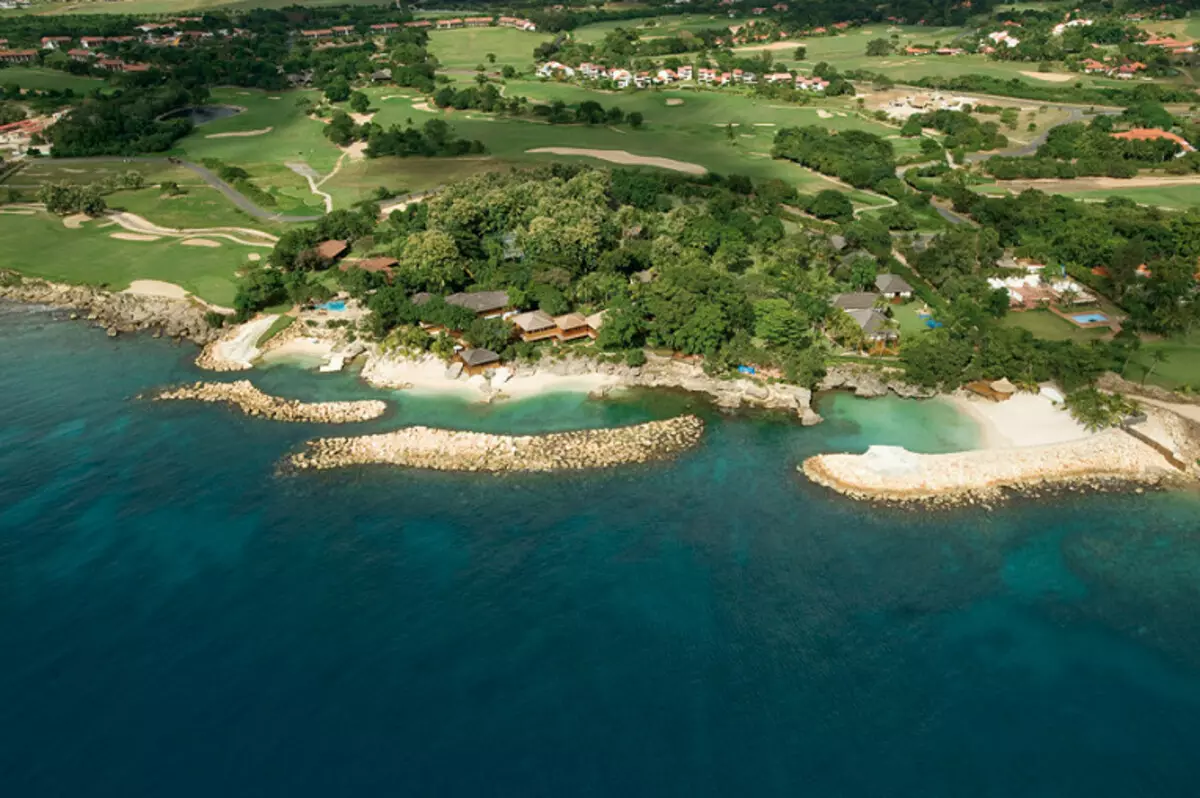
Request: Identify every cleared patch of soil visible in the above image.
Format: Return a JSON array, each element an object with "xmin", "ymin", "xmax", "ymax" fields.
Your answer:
[{"xmin": 525, "ymin": 147, "xmax": 706, "ymax": 174}]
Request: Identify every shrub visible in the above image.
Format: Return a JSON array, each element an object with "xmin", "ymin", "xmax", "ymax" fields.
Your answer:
[{"xmin": 624, "ymin": 348, "xmax": 647, "ymax": 367}]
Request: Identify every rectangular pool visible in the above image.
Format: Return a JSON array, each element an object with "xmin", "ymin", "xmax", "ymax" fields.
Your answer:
[
  {"xmin": 1071, "ymin": 313, "xmax": 1108, "ymax": 324},
  {"xmin": 318, "ymin": 301, "xmax": 347, "ymax": 312}
]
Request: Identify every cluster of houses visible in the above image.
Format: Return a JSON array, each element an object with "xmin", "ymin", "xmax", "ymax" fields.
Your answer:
[
  {"xmin": 539, "ymin": 60, "xmax": 829, "ymax": 91},
  {"xmin": 882, "ymin": 91, "xmax": 975, "ymax": 121},
  {"xmin": 1080, "ymin": 57, "xmax": 1148, "ymax": 78},
  {"xmin": 326, "ymin": 248, "xmax": 605, "ymax": 374},
  {"xmin": 1141, "ymin": 35, "xmax": 1195, "ymax": 55},
  {"xmin": 829, "ymin": 273, "xmax": 915, "ymax": 349}
]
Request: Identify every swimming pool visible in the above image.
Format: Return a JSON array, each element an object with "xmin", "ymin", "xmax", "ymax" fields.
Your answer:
[
  {"xmin": 318, "ymin": 301, "xmax": 347, "ymax": 312},
  {"xmin": 1071, "ymin": 312, "xmax": 1108, "ymax": 325}
]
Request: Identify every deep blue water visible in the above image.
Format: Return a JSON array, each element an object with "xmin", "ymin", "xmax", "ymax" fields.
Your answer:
[{"xmin": 4, "ymin": 302, "xmax": 1200, "ymax": 797}]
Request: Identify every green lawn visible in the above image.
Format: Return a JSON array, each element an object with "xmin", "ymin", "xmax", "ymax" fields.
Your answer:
[
  {"xmin": 999, "ymin": 309, "xmax": 1113, "ymax": 342},
  {"xmin": 0, "ymin": 67, "xmax": 109, "ymax": 93},
  {"xmin": 371, "ymin": 80, "xmax": 914, "ymax": 200},
  {"xmin": 426, "ymin": 27, "xmax": 547, "ymax": 72},
  {"xmin": 11, "ymin": 0, "xmax": 388, "ymax": 14},
  {"xmin": 1123, "ymin": 332, "xmax": 1200, "ymax": 392},
  {"xmin": 0, "ymin": 210, "xmax": 253, "ymax": 304},
  {"xmin": 735, "ymin": 25, "xmax": 1184, "ymax": 91},
  {"xmin": 3, "ymin": 160, "xmax": 198, "ymax": 194},
  {"xmin": 573, "ymin": 14, "xmax": 754, "ymax": 43},
  {"xmin": 107, "ymin": 186, "xmax": 290, "ymax": 234},
  {"xmin": 1065, "ymin": 184, "xmax": 1200, "ymax": 211},
  {"xmin": 892, "ymin": 302, "xmax": 931, "ymax": 338}
]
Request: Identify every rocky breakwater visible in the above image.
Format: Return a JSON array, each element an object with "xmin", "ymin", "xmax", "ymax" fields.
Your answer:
[
  {"xmin": 154, "ymin": 380, "xmax": 387, "ymax": 423},
  {"xmin": 0, "ymin": 271, "xmax": 220, "ymax": 344},
  {"xmin": 287, "ymin": 415, "xmax": 705, "ymax": 473},
  {"xmin": 802, "ymin": 428, "xmax": 1185, "ymax": 506}
]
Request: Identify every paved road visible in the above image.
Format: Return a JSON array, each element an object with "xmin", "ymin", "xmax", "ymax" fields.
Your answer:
[
  {"xmin": 42, "ymin": 156, "xmax": 325, "ymax": 222},
  {"xmin": 964, "ymin": 105, "xmax": 1122, "ymax": 164},
  {"xmin": 27, "ymin": 156, "xmax": 444, "ymax": 224}
]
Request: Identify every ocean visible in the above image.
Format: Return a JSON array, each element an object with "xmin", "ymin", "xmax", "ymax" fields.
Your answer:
[{"xmin": 3, "ymin": 302, "xmax": 1200, "ymax": 797}]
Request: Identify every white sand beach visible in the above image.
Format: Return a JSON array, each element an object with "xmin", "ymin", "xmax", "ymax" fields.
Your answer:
[
  {"xmin": 361, "ymin": 353, "xmax": 620, "ymax": 402},
  {"xmin": 945, "ymin": 390, "xmax": 1093, "ymax": 449}
]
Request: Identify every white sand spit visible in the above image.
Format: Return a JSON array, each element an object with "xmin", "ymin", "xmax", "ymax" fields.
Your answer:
[
  {"xmin": 526, "ymin": 147, "xmax": 706, "ymax": 174},
  {"xmin": 110, "ymin": 232, "xmax": 160, "ymax": 242},
  {"xmin": 123, "ymin": 280, "xmax": 190, "ymax": 300},
  {"xmin": 62, "ymin": 213, "xmax": 89, "ymax": 229},
  {"xmin": 1021, "ymin": 71, "xmax": 1075, "ymax": 82},
  {"xmin": 181, "ymin": 238, "xmax": 221, "ymax": 248},
  {"xmin": 205, "ymin": 127, "xmax": 273, "ymax": 138}
]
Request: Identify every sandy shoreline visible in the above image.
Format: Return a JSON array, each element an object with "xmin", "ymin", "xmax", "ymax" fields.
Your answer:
[{"xmin": 943, "ymin": 391, "xmax": 1091, "ymax": 449}]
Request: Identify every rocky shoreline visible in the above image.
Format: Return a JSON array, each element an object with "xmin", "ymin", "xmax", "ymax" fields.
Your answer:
[
  {"xmin": 801, "ymin": 427, "xmax": 1188, "ymax": 507},
  {"xmin": 287, "ymin": 415, "xmax": 705, "ymax": 473},
  {"xmin": 153, "ymin": 380, "xmax": 387, "ymax": 423},
  {"xmin": 0, "ymin": 271, "xmax": 221, "ymax": 345}
]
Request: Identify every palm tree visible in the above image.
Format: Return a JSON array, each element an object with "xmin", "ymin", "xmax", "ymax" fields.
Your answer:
[{"xmin": 1141, "ymin": 349, "xmax": 1169, "ymax": 386}]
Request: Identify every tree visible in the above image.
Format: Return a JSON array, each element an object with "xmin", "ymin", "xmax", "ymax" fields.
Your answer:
[
  {"xmin": 323, "ymin": 76, "xmax": 351, "ymax": 103},
  {"xmin": 349, "ymin": 91, "xmax": 370, "ymax": 114},
  {"xmin": 865, "ymin": 38, "xmax": 892, "ymax": 56},
  {"xmin": 628, "ymin": 111, "xmax": 644, "ymax": 129},
  {"xmin": 807, "ymin": 190, "xmax": 854, "ymax": 222},
  {"xmin": 596, "ymin": 296, "xmax": 646, "ymax": 350},
  {"xmin": 793, "ymin": 46, "xmax": 807, "ymax": 60},
  {"xmin": 1141, "ymin": 349, "xmax": 1169, "ymax": 386},
  {"xmin": 754, "ymin": 299, "xmax": 810, "ymax": 351},
  {"xmin": 464, "ymin": 317, "xmax": 513, "ymax": 352},
  {"xmin": 502, "ymin": 65, "xmax": 517, "ymax": 79},
  {"xmin": 396, "ymin": 230, "xmax": 466, "ymax": 291},
  {"xmin": 486, "ymin": 52, "xmax": 497, "ymax": 64}
]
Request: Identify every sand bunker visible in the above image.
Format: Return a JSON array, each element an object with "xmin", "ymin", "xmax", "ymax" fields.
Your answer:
[
  {"xmin": 341, "ymin": 140, "xmax": 369, "ymax": 161},
  {"xmin": 753, "ymin": 123, "xmax": 776, "ymax": 127},
  {"xmin": 205, "ymin": 127, "xmax": 273, "ymax": 139},
  {"xmin": 62, "ymin": 214, "xmax": 90, "ymax": 229},
  {"xmin": 248, "ymin": 253, "xmax": 262, "ymax": 261},
  {"xmin": 110, "ymin": 232, "xmax": 160, "ymax": 242},
  {"xmin": 1021, "ymin": 71, "xmax": 1075, "ymax": 83},
  {"xmin": 666, "ymin": 98, "xmax": 685, "ymax": 106},
  {"xmin": 525, "ymin": 148, "xmax": 706, "ymax": 175},
  {"xmin": 123, "ymin": 280, "xmax": 190, "ymax": 300},
  {"xmin": 816, "ymin": 109, "xmax": 833, "ymax": 118},
  {"xmin": 412, "ymin": 101, "xmax": 436, "ymax": 113},
  {"xmin": 181, "ymin": 238, "xmax": 221, "ymax": 248},
  {"xmin": 0, "ymin": 209, "xmax": 34, "ymax": 215}
]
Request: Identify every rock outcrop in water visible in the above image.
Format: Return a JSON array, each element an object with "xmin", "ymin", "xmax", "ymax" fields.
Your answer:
[
  {"xmin": 288, "ymin": 415, "xmax": 705, "ymax": 472},
  {"xmin": 818, "ymin": 364, "xmax": 934, "ymax": 399},
  {"xmin": 0, "ymin": 272, "xmax": 220, "ymax": 344},
  {"xmin": 153, "ymin": 380, "xmax": 387, "ymax": 423}
]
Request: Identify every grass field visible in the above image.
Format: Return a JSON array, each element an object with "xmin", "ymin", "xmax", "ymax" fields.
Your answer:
[
  {"xmin": 733, "ymin": 25, "xmax": 1181, "ymax": 91},
  {"xmin": 0, "ymin": 67, "xmax": 108, "ymax": 94},
  {"xmin": 108, "ymin": 186, "xmax": 290, "ymax": 234},
  {"xmin": 976, "ymin": 179, "xmax": 1200, "ymax": 210},
  {"xmin": 572, "ymin": 13, "xmax": 755, "ymax": 43},
  {"xmin": 7, "ymin": 0, "xmax": 388, "ymax": 15},
  {"xmin": 999, "ymin": 309, "xmax": 1113, "ymax": 342},
  {"xmin": 1123, "ymin": 332, "xmax": 1200, "ymax": 391},
  {"xmin": 0, "ymin": 210, "xmax": 250, "ymax": 304},
  {"xmin": 170, "ymin": 88, "xmax": 335, "ymax": 216},
  {"xmin": 426, "ymin": 28, "xmax": 547, "ymax": 73}
]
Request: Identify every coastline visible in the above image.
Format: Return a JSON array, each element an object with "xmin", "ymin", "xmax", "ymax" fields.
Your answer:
[
  {"xmin": 802, "ymin": 400, "xmax": 1200, "ymax": 505},
  {"xmin": 152, "ymin": 380, "xmax": 387, "ymax": 423},
  {"xmin": 0, "ymin": 271, "xmax": 221, "ymax": 345}
]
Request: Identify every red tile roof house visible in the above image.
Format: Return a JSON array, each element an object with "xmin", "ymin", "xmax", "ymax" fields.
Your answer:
[
  {"xmin": 404, "ymin": 20, "xmax": 433, "ymax": 29},
  {"xmin": 315, "ymin": 239, "xmax": 350, "ymax": 261},
  {"xmin": 1111, "ymin": 128, "xmax": 1197, "ymax": 155},
  {"xmin": 0, "ymin": 49, "xmax": 36, "ymax": 64},
  {"xmin": 464, "ymin": 17, "xmax": 494, "ymax": 27},
  {"xmin": 67, "ymin": 48, "xmax": 95, "ymax": 62},
  {"xmin": 371, "ymin": 23, "xmax": 399, "ymax": 32},
  {"xmin": 300, "ymin": 29, "xmax": 335, "ymax": 39},
  {"xmin": 1081, "ymin": 58, "xmax": 1107, "ymax": 73},
  {"xmin": 40, "ymin": 36, "xmax": 72, "ymax": 49},
  {"xmin": 332, "ymin": 25, "xmax": 355, "ymax": 37},
  {"xmin": 436, "ymin": 18, "xmax": 464, "ymax": 29},
  {"xmin": 339, "ymin": 257, "xmax": 397, "ymax": 280}
]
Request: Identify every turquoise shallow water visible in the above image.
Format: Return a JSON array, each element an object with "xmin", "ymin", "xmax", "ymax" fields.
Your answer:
[{"xmin": 3, "ymin": 302, "xmax": 1200, "ymax": 796}]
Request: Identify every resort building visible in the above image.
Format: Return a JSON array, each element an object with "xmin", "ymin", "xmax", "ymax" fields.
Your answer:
[
  {"xmin": 340, "ymin": 257, "xmax": 396, "ymax": 280},
  {"xmin": 831, "ymin": 292, "xmax": 882, "ymax": 311},
  {"xmin": 511, "ymin": 310, "xmax": 559, "ymax": 342},
  {"xmin": 316, "ymin": 239, "xmax": 349, "ymax": 261},
  {"xmin": 456, "ymin": 348, "xmax": 501, "ymax": 376},
  {"xmin": 0, "ymin": 48, "xmax": 36, "ymax": 63},
  {"xmin": 444, "ymin": 290, "xmax": 511, "ymax": 318},
  {"xmin": 464, "ymin": 17, "xmax": 493, "ymax": 28},
  {"xmin": 371, "ymin": 23, "xmax": 400, "ymax": 32},
  {"xmin": 40, "ymin": 36, "xmax": 72, "ymax": 49},
  {"xmin": 875, "ymin": 274, "xmax": 914, "ymax": 301},
  {"xmin": 845, "ymin": 308, "xmax": 899, "ymax": 344},
  {"xmin": 436, "ymin": 19, "xmax": 464, "ymax": 30}
]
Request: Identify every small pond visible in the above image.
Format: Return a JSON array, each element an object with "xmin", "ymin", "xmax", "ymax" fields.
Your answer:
[{"xmin": 160, "ymin": 105, "xmax": 243, "ymax": 125}]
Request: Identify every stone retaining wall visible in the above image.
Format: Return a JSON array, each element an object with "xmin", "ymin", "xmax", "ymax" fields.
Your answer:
[
  {"xmin": 153, "ymin": 380, "xmax": 387, "ymax": 423},
  {"xmin": 287, "ymin": 415, "xmax": 705, "ymax": 473}
]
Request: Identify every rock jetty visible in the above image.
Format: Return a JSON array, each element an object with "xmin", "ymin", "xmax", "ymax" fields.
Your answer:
[
  {"xmin": 0, "ymin": 271, "xmax": 221, "ymax": 344},
  {"xmin": 802, "ymin": 428, "xmax": 1183, "ymax": 506},
  {"xmin": 287, "ymin": 415, "xmax": 705, "ymax": 473},
  {"xmin": 154, "ymin": 380, "xmax": 387, "ymax": 423}
]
